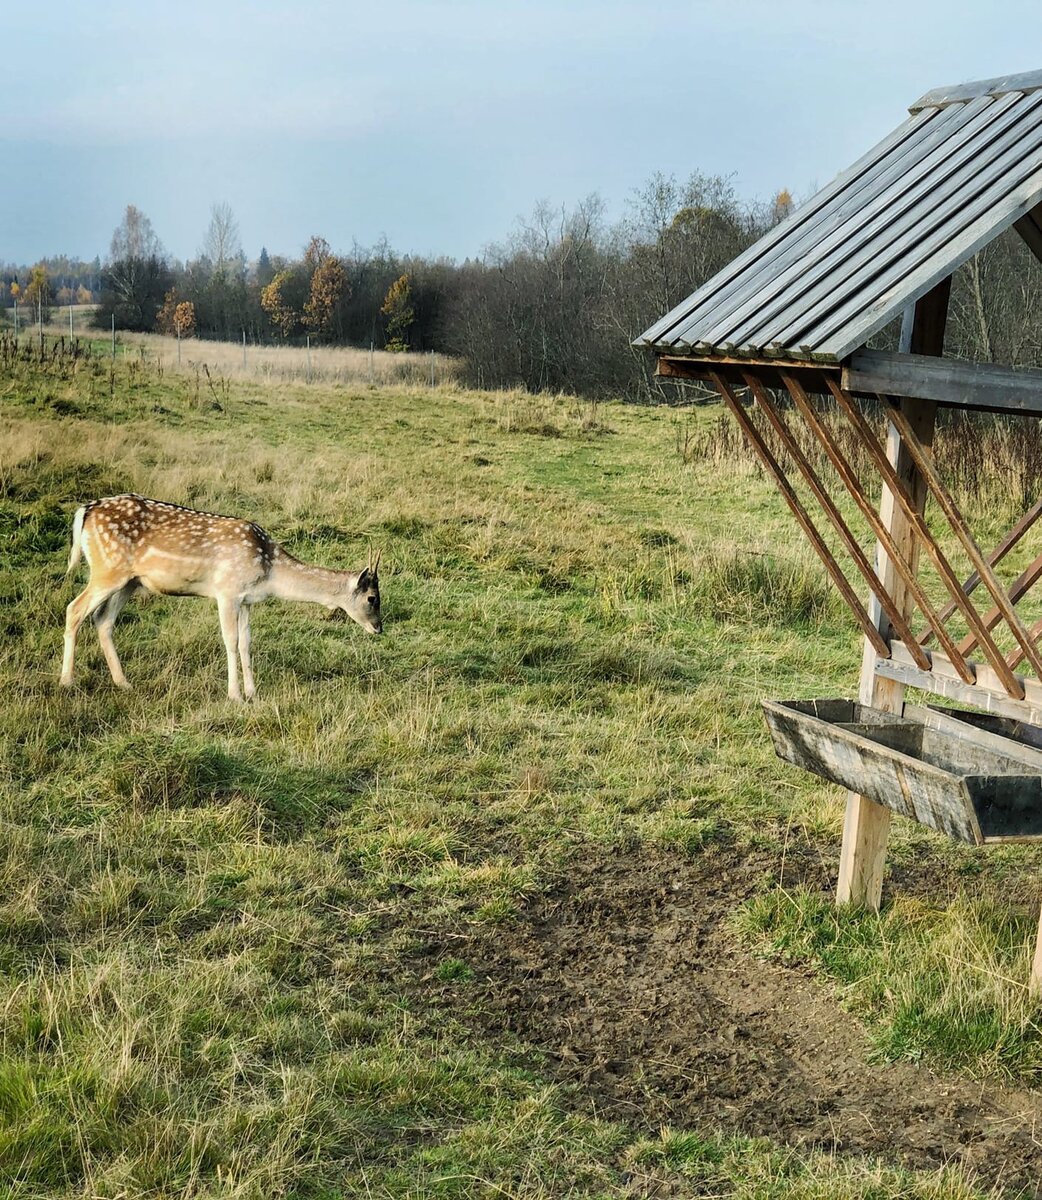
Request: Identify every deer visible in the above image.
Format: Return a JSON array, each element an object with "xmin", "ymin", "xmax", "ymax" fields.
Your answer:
[{"xmin": 60, "ymin": 494, "xmax": 382, "ymax": 701}]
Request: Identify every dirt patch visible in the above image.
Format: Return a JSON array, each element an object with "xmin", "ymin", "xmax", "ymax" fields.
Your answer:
[{"xmin": 420, "ymin": 842, "xmax": 1042, "ymax": 1197}]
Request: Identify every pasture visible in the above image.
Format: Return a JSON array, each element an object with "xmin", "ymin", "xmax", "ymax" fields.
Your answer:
[{"xmin": 3, "ymin": 342, "xmax": 1042, "ymax": 1197}]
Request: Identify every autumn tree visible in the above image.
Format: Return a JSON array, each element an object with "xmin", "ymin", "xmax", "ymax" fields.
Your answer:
[
  {"xmin": 305, "ymin": 254, "xmax": 349, "ymax": 337},
  {"xmin": 381, "ymin": 273, "xmax": 414, "ymax": 351},
  {"xmin": 24, "ymin": 265, "xmax": 52, "ymax": 324},
  {"xmin": 157, "ymin": 289, "xmax": 196, "ymax": 337},
  {"xmin": 260, "ymin": 270, "xmax": 304, "ymax": 339},
  {"xmin": 304, "ymin": 236, "xmax": 332, "ymax": 273},
  {"xmin": 772, "ymin": 188, "xmax": 794, "ymax": 225}
]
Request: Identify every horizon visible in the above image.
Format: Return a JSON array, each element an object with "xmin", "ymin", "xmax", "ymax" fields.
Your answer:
[{"xmin": 4, "ymin": 2, "xmax": 1041, "ymax": 267}]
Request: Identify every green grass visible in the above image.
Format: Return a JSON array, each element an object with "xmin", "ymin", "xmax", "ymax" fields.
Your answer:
[
  {"xmin": 736, "ymin": 887, "xmax": 1042, "ymax": 1081},
  {"xmin": 0, "ymin": 345, "xmax": 1035, "ymax": 1196}
]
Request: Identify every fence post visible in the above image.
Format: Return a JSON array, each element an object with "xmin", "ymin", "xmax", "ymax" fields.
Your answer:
[
  {"xmin": 306, "ymin": 334, "xmax": 311, "ymax": 383},
  {"xmin": 242, "ymin": 330, "xmax": 246, "ymax": 369},
  {"xmin": 111, "ymin": 314, "xmax": 116, "ymax": 360},
  {"xmin": 369, "ymin": 341, "xmax": 374, "ymax": 385}
]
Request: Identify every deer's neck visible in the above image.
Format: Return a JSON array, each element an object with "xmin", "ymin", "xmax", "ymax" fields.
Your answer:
[{"xmin": 267, "ymin": 552, "xmax": 355, "ymax": 606}]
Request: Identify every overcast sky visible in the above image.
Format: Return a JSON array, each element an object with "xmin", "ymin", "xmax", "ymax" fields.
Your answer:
[{"xmin": 4, "ymin": 0, "xmax": 1040, "ymax": 266}]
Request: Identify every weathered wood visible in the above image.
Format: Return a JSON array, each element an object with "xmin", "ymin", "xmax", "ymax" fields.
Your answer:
[
  {"xmin": 843, "ymin": 349, "xmax": 1042, "ymax": 414},
  {"xmin": 906, "ymin": 704, "xmax": 1042, "ymax": 765},
  {"xmin": 694, "ymin": 101, "xmax": 981, "ymax": 349},
  {"xmin": 813, "ymin": 142, "xmax": 1042, "ymax": 359},
  {"xmin": 765, "ymin": 699, "xmax": 1042, "ymax": 844},
  {"xmin": 927, "ymin": 496, "xmax": 1042, "ymax": 641},
  {"xmin": 636, "ymin": 106, "xmax": 936, "ymax": 348},
  {"xmin": 839, "ymin": 387, "xmax": 940, "ymax": 905},
  {"xmin": 958, "ymin": 552, "xmax": 1042, "ymax": 657},
  {"xmin": 903, "ymin": 276, "xmax": 952, "ymax": 356},
  {"xmin": 655, "ymin": 354, "xmax": 834, "ymax": 382},
  {"xmin": 1007, "ymin": 614, "xmax": 1042, "ymax": 672},
  {"xmin": 828, "ymin": 380, "xmax": 1026, "ymax": 698},
  {"xmin": 1013, "ymin": 200, "xmax": 1042, "ymax": 264},
  {"xmin": 743, "ymin": 375, "xmax": 930, "ymax": 669},
  {"xmin": 780, "ymin": 373, "xmax": 974, "ymax": 682},
  {"xmin": 876, "ymin": 640, "xmax": 1042, "ymax": 723},
  {"xmin": 884, "ymin": 398, "xmax": 1042, "ymax": 681},
  {"xmin": 730, "ymin": 98, "xmax": 1016, "ymax": 353},
  {"xmin": 910, "ymin": 70, "xmax": 1042, "ymax": 113},
  {"xmin": 711, "ymin": 372, "xmax": 892, "ymax": 659},
  {"xmin": 774, "ymin": 92, "xmax": 1042, "ymax": 353}
]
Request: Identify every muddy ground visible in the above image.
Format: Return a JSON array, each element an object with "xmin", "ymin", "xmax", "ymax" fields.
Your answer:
[{"xmin": 418, "ymin": 840, "xmax": 1042, "ymax": 1197}]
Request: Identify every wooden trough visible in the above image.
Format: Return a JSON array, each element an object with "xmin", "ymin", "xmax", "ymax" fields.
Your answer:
[
  {"xmin": 638, "ymin": 67, "xmax": 1042, "ymax": 990},
  {"xmin": 763, "ymin": 700, "xmax": 1042, "ymax": 845}
]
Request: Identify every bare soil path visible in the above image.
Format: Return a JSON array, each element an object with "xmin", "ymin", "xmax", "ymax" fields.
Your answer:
[{"xmin": 420, "ymin": 844, "xmax": 1042, "ymax": 1196}]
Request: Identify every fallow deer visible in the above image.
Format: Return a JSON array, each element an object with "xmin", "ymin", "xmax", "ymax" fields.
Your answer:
[{"xmin": 61, "ymin": 494, "xmax": 382, "ymax": 701}]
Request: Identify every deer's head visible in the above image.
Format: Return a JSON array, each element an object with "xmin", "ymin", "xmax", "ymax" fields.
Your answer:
[{"xmin": 340, "ymin": 550, "xmax": 382, "ymax": 634}]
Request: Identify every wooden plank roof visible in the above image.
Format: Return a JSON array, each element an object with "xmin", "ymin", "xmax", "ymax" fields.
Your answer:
[{"xmin": 638, "ymin": 70, "xmax": 1042, "ymax": 363}]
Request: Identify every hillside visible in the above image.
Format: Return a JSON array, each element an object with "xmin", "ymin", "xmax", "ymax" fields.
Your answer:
[{"xmin": 2, "ymin": 343, "xmax": 1042, "ymax": 1197}]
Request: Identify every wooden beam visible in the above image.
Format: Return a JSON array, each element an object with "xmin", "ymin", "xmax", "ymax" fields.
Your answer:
[
  {"xmin": 1007, "ymin": 614, "xmax": 1042, "ymax": 672},
  {"xmin": 1014, "ymin": 200, "xmax": 1042, "ymax": 266},
  {"xmin": 828, "ymin": 380, "xmax": 1026, "ymax": 698},
  {"xmin": 834, "ymin": 364, "xmax": 942, "ymax": 908},
  {"xmin": 926, "ymin": 495, "xmax": 1042, "ymax": 642},
  {"xmin": 958, "ymin": 552, "xmax": 1042, "ymax": 657},
  {"xmin": 909, "ymin": 69, "xmax": 1042, "ymax": 113},
  {"xmin": 877, "ymin": 640, "xmax": 1042, "ymax": 723},
  {"xmin": 655, "ymin": 355, "xmax": 838, "ymax": 395},
  {"xmin": 843, "ymin": 349, "xmax": 1042, "ymax": 414},
  {"xmin": 900, "ymin": 275, "xmax": 951, "ymax": 356},
  {"xmin": 742, "ymin": 375, "xmax": 930, "ymax": 670},
  {"xmin": 884, "ymin": 399, "xmax": 1042, "ymax": 681},
  {"xmin": 781, "ymin": 373, "xmax": 974, "ymax": 683},
  {"xmin": 710, "ymin": 372, "xmax": 891, "ymax": 660}
]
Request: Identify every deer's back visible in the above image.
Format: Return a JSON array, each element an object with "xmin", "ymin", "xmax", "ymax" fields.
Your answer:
[{"xmin": 81, "ymin": 495, "xmax": 277, "ymax": 595}]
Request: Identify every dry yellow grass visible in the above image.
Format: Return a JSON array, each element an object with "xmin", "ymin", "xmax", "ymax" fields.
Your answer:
[{"xmin": 27, "ymin": 310, "xmax": 463, "ymax": 389}]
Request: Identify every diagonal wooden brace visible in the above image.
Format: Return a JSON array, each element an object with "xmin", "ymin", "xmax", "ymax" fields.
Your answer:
[{"xmin": 710, "ymin": 372, "xmax": 890, "ymax": 660}]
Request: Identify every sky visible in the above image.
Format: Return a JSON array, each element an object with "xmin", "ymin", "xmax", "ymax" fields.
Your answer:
[{"xmin": 4, "ymin": 0, "xmax": 1042, "ymax": 267}]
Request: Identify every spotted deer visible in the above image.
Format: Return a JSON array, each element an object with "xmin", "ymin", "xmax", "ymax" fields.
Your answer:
[{"xmin": 61, "ymin": 494, "xmax": 382, "ymax": 701}]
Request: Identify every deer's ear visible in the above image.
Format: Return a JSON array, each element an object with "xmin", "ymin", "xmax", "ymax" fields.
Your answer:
[{"xmin": 357, "ymin": 568, "xmax": 372, "ymax": 590}]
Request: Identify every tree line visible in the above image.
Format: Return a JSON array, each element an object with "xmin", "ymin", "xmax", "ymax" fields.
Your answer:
[{"xmin": 5, "ymin": 179, "xmax": 1042, "ymax": 399}]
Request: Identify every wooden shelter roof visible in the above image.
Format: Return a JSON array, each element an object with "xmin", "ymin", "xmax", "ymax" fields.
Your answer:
[{"xmin": 637, "ymin": 69, "xmax": 1042, "ymax": 364}]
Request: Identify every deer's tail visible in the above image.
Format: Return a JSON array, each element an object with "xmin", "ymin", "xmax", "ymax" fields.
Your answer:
[{"xmin": 66, "ymin": 505, "xmax": 87, "ymax": 575}]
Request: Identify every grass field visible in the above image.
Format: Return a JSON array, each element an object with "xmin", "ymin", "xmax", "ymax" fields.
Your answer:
[{"xmin": 3, "ymin": 342, "xmax": 1042, "ymax": 1197}]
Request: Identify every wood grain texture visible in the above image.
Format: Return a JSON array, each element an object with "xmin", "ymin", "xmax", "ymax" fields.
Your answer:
[
  {"xmin": 843, "ymin": 349, "xmax": 1042, "ymax": 414},
  {"xmin": 780, "ymin": 372, "xmax": 973, "ymax": 681},
  {"xmin": 765, "ymin": 700, "xmax": 1042, "ymax": 844}
]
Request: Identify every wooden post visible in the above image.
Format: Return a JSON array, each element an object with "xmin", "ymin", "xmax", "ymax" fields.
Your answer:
[
  {"xmin": 1031, "ymin": 904, "xmax": 1042, "ymax": 996},
  {"xmin": 837, "ymin": 277, "xmax": 949, "ymax": 909}
]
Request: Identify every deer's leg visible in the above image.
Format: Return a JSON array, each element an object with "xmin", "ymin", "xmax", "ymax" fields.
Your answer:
[
  {"xmin": 61, "ymin": 581, "xmax": 125, "ymax": 687},
  {"xmin": 93, "ymin": 584, "xmax": 134, "ymax": 690},
  {"xmin": 237, "ymin": 604, "xmax": 256, "ymax": 701},
  {"xmin": 216, "ymin": 595, "xmax": 243, "ymax": 702}
]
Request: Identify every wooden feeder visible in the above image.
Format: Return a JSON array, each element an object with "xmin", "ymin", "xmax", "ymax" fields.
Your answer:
[{"xmin": 637, "ymin": 68, "xmax": 1042, "ymax": 990}]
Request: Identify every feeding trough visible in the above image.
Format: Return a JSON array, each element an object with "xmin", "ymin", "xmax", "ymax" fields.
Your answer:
[
  {"xmin": 763, "ymin": 699, "xmax": 1042, "ymax": 845},
  {"xmin": 638, "ymin": 67, "xmax": 1042, "ymax": 989}
]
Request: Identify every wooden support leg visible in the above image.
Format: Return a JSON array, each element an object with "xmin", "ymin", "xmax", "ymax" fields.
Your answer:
[
  {"xmin": 1031, "ymin": 902, "xmax": 1042, "ymax": 997},
  {"xmin": 837, "ymin": 795, "xmax": 891, "ymax": 908},
  {"xmin": 836, "ymin": 282, "xmax": 948, "ymax": 910},
  {"xmin": 836, "ymin": 398, "xmax": 937, "ymax": 909}
]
